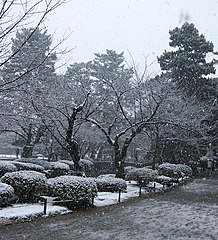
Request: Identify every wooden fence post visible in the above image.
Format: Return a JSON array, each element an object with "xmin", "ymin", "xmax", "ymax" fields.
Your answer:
[
  {"xmin": 43, "ymin": 198, "xmax": 47, "ymax": 215},
  {"xmin": 139, "ymin": 185, "xmax": 142, "ymax": 197},
  {"xmin": 118, "ymin": 189, "xmax": 121, "ymax": 202}
]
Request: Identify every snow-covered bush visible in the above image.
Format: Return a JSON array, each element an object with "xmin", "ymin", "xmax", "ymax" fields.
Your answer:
[
  {"xmin": 94, "ymin": 175, "xmax": 127, "ymax": 192},
  {"xmin": 154, "ymin": 175, "xmax": 173, "ymax": 186},
  {"xmin": 158, "ymin": 163, "xmax": 180, "ymax": 179},
  {"xmin": 176, "ymin": 164, "xmax": 193, "ymax": 177},
  {"xmin": 16, "ymin": 158, "xmax": 52, "ymax": 170},
  {"xmin": 46, "ymin": 176, "xmax": 97, "ymax": 209},
  {"xmin": 0, "ymin": 161, "xmax": 17, "ymax": 177},
  {"xmin": 45, "ymin": 162, "xmax": 70, "ymax": 178},
  {"xmin": 125, "ymin": 167, "xmax": 158, "ymax": 186},
  {"xmin": 158, "ymin": 163, "xmax": 193, "ymax": 180},
  {"xmin": 79, "ymin": 159, "xmax": 96, "ymax": 177},
  {"xmin": 97, "ymin": 174, "xmax": 116, "ymax": 178},
  {"xmin": 0, "ymin": 182, "xmax": 16, "ymax": 207},
  {"xmin": 1, "ymin": 171, "xmax": 47, "ymax": 203},
  {"xmin": 58, "ymin": 160, "xmax": 76, "ymax": 170},
  {"xmin": 9, "ymin": 161, "xmax": 45, "ymax": 173},
  {"xmin": 124, "ymin": 166, "xmax": 136, "ymax": 175}
]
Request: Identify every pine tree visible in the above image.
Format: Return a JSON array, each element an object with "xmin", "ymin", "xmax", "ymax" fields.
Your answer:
[
  {"xmin": 158, "ymin": 22, "xmax": 216, "ymax": 100},
  {"xmin": 0, "ymin": 27, "xmax": 57, "ymax": 157},
  {"xmin": 1, "ymin": 27, "xmax": 57, "ymax": 94}
]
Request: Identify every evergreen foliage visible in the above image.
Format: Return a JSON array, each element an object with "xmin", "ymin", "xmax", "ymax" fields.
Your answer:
[
  {"xmin": 1, "ymin": 170, "xmax": 47, "ymax": 203},
  {"xmin": 158, "ymin": 22, "xmax": 216, "ymax": 100}
]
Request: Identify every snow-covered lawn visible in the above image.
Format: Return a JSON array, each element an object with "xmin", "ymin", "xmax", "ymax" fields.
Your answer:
[{"xmin": 0, "ymin": 181, "xmax": 157, "ymax": 224}]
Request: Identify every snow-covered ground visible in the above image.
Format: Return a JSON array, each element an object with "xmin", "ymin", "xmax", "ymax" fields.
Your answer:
[
  {"xmin": 0, "ymin": 155, "xmax": 17, "ymax": 159},
  {"xmin": 0, "ymin": 181, "xmax": 149, "ymax": 225},
  {"xmin": 1, "ymin": 177, "xmax": 218, "ymax": 240}
]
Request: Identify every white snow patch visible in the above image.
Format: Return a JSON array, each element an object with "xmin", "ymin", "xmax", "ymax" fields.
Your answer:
[
  {"xmin": 0, "ymin": 203, "xmax": 70, "ymax": 224},
  {"xmin": 0, "ymin": 181, "xmax": 144, "ymax": 223}
]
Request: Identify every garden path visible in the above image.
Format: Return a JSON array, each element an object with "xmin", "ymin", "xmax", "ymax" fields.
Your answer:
[{"xmin": 1, "ymin": 173, "xmax": 218, "ymax": 240}]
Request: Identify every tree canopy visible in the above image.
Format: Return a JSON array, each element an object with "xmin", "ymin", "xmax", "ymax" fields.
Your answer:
[{"xmin": 158, "ymin": 22, "xmax": 216, "ymax": 100}]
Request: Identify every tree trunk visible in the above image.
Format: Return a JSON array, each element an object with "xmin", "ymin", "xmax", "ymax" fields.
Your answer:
[
  {"xmin": 21, "ymin": 124, "xmax": 33, "ymax": 158},
  {"xmin": 67, "ymin": 139, "xmax": 82, "ymax": 172},
  {"xmin": 21, "ymin": 145, "xmax": 33, "ymax": 158},
  {"xmin": 113, "ymin": 143, "xmax": 126, "ymax": 179},
  {"xmin": 65, "ymin": 106, "xmax": 84, "ymax": 173},
  {"xmin": 114, "ymin": 154, "xmax": 125, "ymax": 178}
]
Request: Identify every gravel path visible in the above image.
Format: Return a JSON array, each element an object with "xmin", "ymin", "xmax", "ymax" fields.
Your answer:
[{"xmin": 1, "ymin": 176, "xmax": 218, "ymax": 240}]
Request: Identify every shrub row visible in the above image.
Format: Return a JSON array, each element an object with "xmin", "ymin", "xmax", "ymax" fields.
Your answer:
[
  {"xmin": 0, "ymin": 161, "xmax": 192, "ymax": 208},
  {"xmin": 125, "ymin": 162, "xmax": 193, "ymax": 185},
  {"xmin": 0, "ymin": 171, "xmax": 123, "ymax": 208},
  {"xmin": 0, "ymin": 158, "xmax": 96, "ymax": 179}
]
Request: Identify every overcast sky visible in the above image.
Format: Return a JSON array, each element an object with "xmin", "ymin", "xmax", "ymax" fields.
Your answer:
[{"xmin": 46, "ymin": 0, "xmax": 218, "ymax": 76}]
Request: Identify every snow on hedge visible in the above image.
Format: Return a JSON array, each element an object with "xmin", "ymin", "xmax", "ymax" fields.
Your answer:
[
  {"xmin": 176, "ymin": 164, "xmax": 193, "ymax": 177},
  {"xmin": 0, "ymin": 182, "xmax": 15, "ymax": 207},
  {"xmin": 45, "ymin": 162, "xmax": 70, "ymax": 178},
  {"xmin": 124, "ymin": 166, "xmax": 136, "ymax": 175},
  {"xmin": 16, "ymin": 158, "xmax": 52, "ymax": 170},
  {"xmin": 154, "ymin": 175, "xmax": 173, "ymax": 185},
  {"xmin": 9, "ymin": 161, "xmax": 45, "ymax": 173},
  {"xmin": 46, "ymin": 176, "xmax": 97, "ymax": 209},
  {"xmin": 158, "ymin": 163, "xmax": 193, "ymax": 179},
  {"xmin": 93, "ymin": 175, "xmax": 127, "ymax": 192},
  {"xmin": 79, "ymin": 159, "xmax": 96, "ymax": 177},
  {"xmin": 125, "ymin": 167, "xmax": 158, "ymax": 186},
  {"xmin": 50, "ymin": 162, "xmax": 70, "ymax": 170},
  {"xmin": 58, "ymin": 160, "xmax": 76, "ymax": 170},
  {"xmin": 1, "ymin": 171, "xmax": 47, "ymax": 203},
  {"xmin": 0, "ymin": 161, "xmax": 17, "ymax": 177}
]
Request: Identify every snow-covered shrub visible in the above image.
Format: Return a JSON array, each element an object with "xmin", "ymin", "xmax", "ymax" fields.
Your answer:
[
  {"xmin": 158, "ymin": 163, "xmax": 193, "ymax": 180},
  {"xmin": 124, "ymin": 166, "xmax": 136, "ymax": 176},
  {"xmin": 176, "ymin": 164, "xmax": 193, "ymax": 177},
  {"xmin": 0, "ymin": 182, "xmax": 16, "ymax": 207},
  {"xmin": 125, "ymin": 167, "xmax": 158, "ymax": 186},
  {"xmin": 94, "ymin": 175, "xmax": 127, "ymax": 192},
  {"xmin": 154, "ymin": 175, "xmax": 173, "ymax": 186},
  {"xmin": 45, "ymin": 162, "xmax": 70, "ymax": 178},
  {"xmin": 46, "ymin": 176, "xmax": 97, "ymax": 209},
  {"xmin": 58, "ymin": 160, "xmax": 76, "ymax": 170},
  {"xmin": 158, "ymin": 163, "xmax": 181, "ymax": 179},
  {"xmin": 16, "ymin": 158, "xmax": 52, "ymax": 170},
  {"xmin": 97, "ymin": 174, "xmax": 116, "ymax": 178},
  {"xmin": 1, "ymin": 171, "xmax": 47, "ymax": 203},
  {"xmin": 79, "ymin": 159, "xmax": 96, "ymax": 177},
  {"xmin": 0, "ymin": 161, "xmax": 17, "ymax": 177},
  {"xmin": 9, "ymin": 161, "xmax": 45, "ymax": 173}
]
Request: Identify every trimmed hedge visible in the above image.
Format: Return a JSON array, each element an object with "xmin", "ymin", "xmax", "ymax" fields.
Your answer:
[
  {"xmin": 0, "ymin": 161, "xmax": 17, "ymax": 177},
  {"xmin": 125, "ymin": 167, "xmax": 158, "ymax": 186},
  {"xmin": 79, "ymin": 159, "xmax": 96, "ymax": 177},
  {"xmin": 1, "ymin": 171, "xmax": 47, "ymax": 203},
  {"xmin": 0, "ymin": 182, "xmax": 15, "ymax": 207},
  {"xmin": 9, "ymin": 161, "xmax": 45, "ymax": 173},
  {"xmin": 158, "ymin": 163, "xmax": 193, "ymax": 180},
  {"xmin": 45, "ymin": 162, "xmax": 70, "ymax": 178},
  {"xmin": 58, "ymin": 160, "xmax": 76, "ymax": 170},
  {"xmin": 176, "ymin": 164, "xmax": 193, "ymax": 177},
  {"xmin": 154, "ymin": 175, "xmax": 173, "ymax": 185},
  {"xmin": 16, "ymin": 158, "xmax": 52, "ymax": 170},
  {"xmin": 94, "ymin": 175, "xmax": 127, "ymax": 192},
  {"xmin": 46, "ymin": 176, "xmax": 97, "ymax": 209}
]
